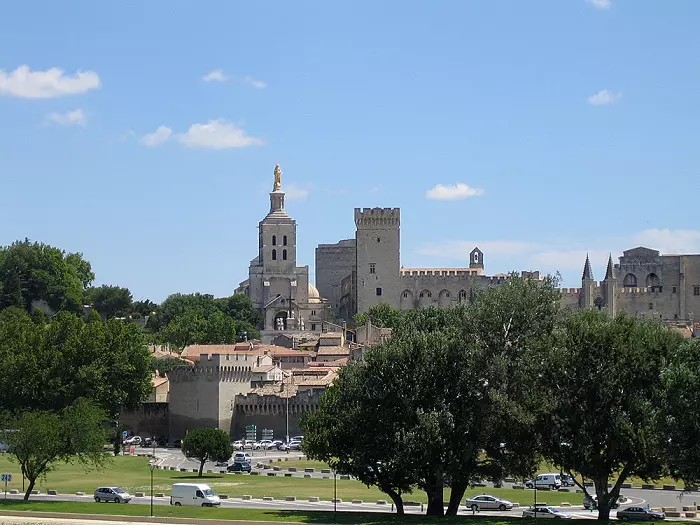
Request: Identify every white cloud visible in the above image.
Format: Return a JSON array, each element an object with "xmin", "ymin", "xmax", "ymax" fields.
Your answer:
[
  {"xmin": 140, "ymin": 126, "xmax": 172, "ymax": 147},
  {"xmin": 284, "ymin": 184, "xmax": 309, "ymax": 200},
  {"xmin": 243, "ymin": 76, "xmax": 266, "ymax": 89},
  {"xmin": 587, "ymin": 89, "xmax": 622, "ymax": 106},
  {"xmin": 177, "ymin": 119, "xmax": 263, "ymax": 149},
  {"xmin": 46, "ymin": 108, "xmax": 86, "ymax": 126},
  {"xmin": 588, "ymin": 0, "xmax": 611, "ymax": 9},
  {"xmin": 0, "ymin": 65, "xmax": 100, "ymax": 99},
  {"xmin": 634, "ymin": 229, "xmax": 700, "ymax": 254},
  {"xmin": 426, "ymin": 183, "xmax": 485, "ymax": 200},
  {"xmin": 203, "ymin": 69, "xmax": 228, "ymax": 82}
]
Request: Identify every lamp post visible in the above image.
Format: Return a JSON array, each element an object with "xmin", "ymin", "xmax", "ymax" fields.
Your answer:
[
  {"xmin": 149, "ymin": 461, "xmax": 155, "ymax": 517},
  {"xmin": 334, "ymin": 470, "xmax": 337, "ymax": 523}
]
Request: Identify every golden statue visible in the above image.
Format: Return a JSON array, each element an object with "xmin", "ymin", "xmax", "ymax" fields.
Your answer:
[{"xmin": 273, "ymin": 164, "xmax": 282, "ymax": 190}]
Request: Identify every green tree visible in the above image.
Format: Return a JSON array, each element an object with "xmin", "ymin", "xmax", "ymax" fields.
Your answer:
[
  {"xmin": 182, "ymin": 428, "xmax": 233, "ymax": 477},
  {"xmin": 354, "ymin": 303, "xmax": 404, "ymax": 330},
  {"xmin": 130, "ymin": 299, "xmax": 158, "ymax": 319},
  {"xmin": 542, "ymin": 310, "xmax": 683, "ymax": 520},
  {"xmin": 215, "ymin": 294, "xmax": 262, "ymax": 327},
  {"xmin": 0, "ymin": 240, "xmax": 93, "ymax": 313},
  {"xmin": 661, "ymin": 338, "xmax": 700, "ymax": 488},
  {"xmin": 0, "ymin": 398, "xmax": 108, "ymax": 500},
  {"xmin": 302, "ymin": 358, "xmax": 416, "ymax": 514},
  {"xmin": 86, "ymin": 285, "xmax": 133, "ymax": 319}
]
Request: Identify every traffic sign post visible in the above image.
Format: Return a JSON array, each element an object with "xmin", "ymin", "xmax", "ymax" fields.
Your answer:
[{"xmin": 1, "ymin": 473, "xmax": 12, "ymax": 499}]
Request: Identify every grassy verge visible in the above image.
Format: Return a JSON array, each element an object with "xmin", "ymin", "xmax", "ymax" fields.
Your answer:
[{"xmin": 0, "ymin": 455, "xmax": 579, "ymax": 506}]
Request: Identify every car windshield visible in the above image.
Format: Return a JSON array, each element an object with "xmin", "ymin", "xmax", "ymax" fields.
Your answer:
[{"xmin": 204, "ymin": 489, "xmax": 216, "ymax": 496}]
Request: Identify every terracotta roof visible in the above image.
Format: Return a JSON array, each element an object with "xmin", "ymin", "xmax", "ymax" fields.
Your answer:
[
  {"xmin": 261, "ymin": 346, "xmax": 313, "ymax": 357},
  {"xmin": 252, "ymin": 365, "xmax": 278, "ymax": 373},
  {"xmin": 181, "ymin": 343, "xmax": 261, "ymax": 359},
  {"xmin": 316, "ymin": 345, "xmax": 350, "ymax": 356},
  {"xmin": 324, "ymin": 358, "xmax": 348, "ymax": 367}
]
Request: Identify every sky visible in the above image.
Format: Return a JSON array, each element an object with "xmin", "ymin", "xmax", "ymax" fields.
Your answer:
[{"xmin": 1, "ymin": 0, "xmax": 699, "ymax": 302}]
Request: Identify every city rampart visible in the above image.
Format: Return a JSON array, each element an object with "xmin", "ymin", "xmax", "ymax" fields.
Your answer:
[
  {"xmin": 231, "ymin": 389, "xmax": 324, "ymax": 440},
  {"xmin": 121, "ymin": 402, "xmax": 169, "ymax": 439}
]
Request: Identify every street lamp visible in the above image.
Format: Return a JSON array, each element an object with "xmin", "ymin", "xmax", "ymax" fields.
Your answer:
[
  {"xmin": 149, "ymin": 461, "xmax": 155, "ymax": 517},
  {"xmin": 334, "ymin": 470, "xmax": 337, "ymax": 523}
]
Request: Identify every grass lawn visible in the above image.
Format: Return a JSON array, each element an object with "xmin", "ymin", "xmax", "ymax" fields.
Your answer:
[{"xmin": 0, "ymin": 455, "xmax": 578, "ymax": 506}]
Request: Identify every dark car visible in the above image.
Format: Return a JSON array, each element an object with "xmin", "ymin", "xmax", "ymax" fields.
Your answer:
[
  {"xmin": 616, "ymin": 506, "xmax": 665, "ymax": 521},
  {"xmin": 227, "ymin": 461, "xmax": 252, "ymax": 473}
]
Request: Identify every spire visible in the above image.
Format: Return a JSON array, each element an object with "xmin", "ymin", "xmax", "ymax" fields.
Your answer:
[
  {"xmin": 604, "ymin": 253, "xmax": 614, "ymax": 280},
  {"xmin": 582, "ymin": 254, "xmax": 594, "ymax": 281}
]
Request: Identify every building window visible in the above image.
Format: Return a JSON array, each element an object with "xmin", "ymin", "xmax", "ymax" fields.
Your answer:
[
  {"xmin": 672, "ymin": 286, "xmax": 677, "ymax": 294},
  {"xmin": 377, "ymin": 237, "xmax": 381, "ymax": 243},
  {"xmin": 282, "ymin": 249, "xmax": 287, "ymax": 260},
  {"xmin": 376, "ymin": 287, "xmax": 382, "ymax": 296},
  {"xmin": 272, "ymin": 235, "xmax": 277, "ymax": 246},
  {"xmin": 419, "ymin": 290, "xmax": 432, "ymax": 298},
  {"xmin": 283, "ymin": 235, "xmax": 288, "ymax": 246},
  {"xmin": 674, "ymin": 314, "xmax": 678, "ymax": 319},
  {"xmin": 311, "ymin": 323, "xmax": 316, "ymax": 330},
  {"xmin": 648, "ymin": 303, "xmax": 654, "ymax": 310},
  {"xmin": 695, "ymin": 286, "xmax": 700, "ymax": 296},
  {"xmin": 623, "ymin": 273, "xmax": 637, "ymax": 288},
  {"xmin": 272, "ymin": 249, "xmax": 277, "ymax": 260},
  {"xmin": 403, "ymin": 291, "xmax": 409, "ymax": 298},
  {"xmin": 458, "ymin": 290, "xmax": 467, "ymax": 302},
  {"xmin": 311, "ymin": 310, "xmax": 316, "ymax": 316},
  {"xmin": 369, "ymin": 263, "xmax": 376, "ymax": 274}
]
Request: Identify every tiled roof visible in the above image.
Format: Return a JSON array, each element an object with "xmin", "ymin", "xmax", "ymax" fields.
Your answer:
[
  {"xmin": 319, "ymin": 332, "xmax": 343, "ymax": 339},
  {"xmin": 261, "ymin": 346, "xmax": 313, "ymax": 357},
  {"xmin": 316, "ymin": 345, "xmax": 349, "ymax": 356},
  {"xmin": 181, "ymin": 343, "xmax": 260, "ymax": 359},
  {"xmin": 252, "ymin": 365, "xmax": 278, "ymax": 373}
]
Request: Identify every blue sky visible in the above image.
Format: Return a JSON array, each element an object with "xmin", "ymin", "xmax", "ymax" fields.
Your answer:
[{"xmin": 1, "ymin": 0, "xmax": 698, "ymax": 302}]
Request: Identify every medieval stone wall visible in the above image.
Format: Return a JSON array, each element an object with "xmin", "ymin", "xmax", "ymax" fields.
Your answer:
[
  {"xmin": 121, "ymin": 403, "xmax": 169, "ymax": 439},
  {"xmin": 315, "ymin": 239, "xmax": 356, "ymax": 317}
]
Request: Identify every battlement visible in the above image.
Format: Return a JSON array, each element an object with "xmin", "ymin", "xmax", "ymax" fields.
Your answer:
[
  {"xmin": 168, "ymin": 356, "xmax": 253, "ymax": 383},
  {"xmin": 354, "ymin": 207, "xmax": 400, "ymax": 229},
  {"xmin": 560, "ymin": 288, "xmax": 582, "ymax": 295},
  {"xmin": 620, "ymin": 287, "xmax": 655, "ymax": 295},
  {"xmin": 401, "ymin": 269, "xmax": 481, "ymax": 278}
]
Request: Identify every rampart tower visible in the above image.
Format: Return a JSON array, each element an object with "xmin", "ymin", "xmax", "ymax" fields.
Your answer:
[{"xmin": 354, "ymin": 207, "xmax": 401, "ymax": 314}]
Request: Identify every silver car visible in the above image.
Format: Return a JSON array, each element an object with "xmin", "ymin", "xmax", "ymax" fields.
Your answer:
[
  {"xmin": 522, "ymin": 505, "xmax": 573, "ymax": 519},
  {"xmin": 94, "ymin": 486, "xmax": 132, "ymax": 503},
  {"xmin": 466, "ymin": 494, "xmax": 513, "ymax": 511}
]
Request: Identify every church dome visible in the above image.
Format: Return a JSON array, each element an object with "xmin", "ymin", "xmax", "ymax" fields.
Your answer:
[{"xmin": 308, "ymin": 283, "xmax": 321, "ymax": 303}]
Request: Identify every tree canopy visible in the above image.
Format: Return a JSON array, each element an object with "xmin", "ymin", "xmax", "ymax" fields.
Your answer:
[
  {"xmin": 0, "ymin": 239, "xmax": 94, "ymax": 313},
  {"xmin": 354, "ymin": 303, "xmax": 404, "ymax": 330},
  {"xmin": 182, "ymin": 427, "xmax": 234, "ymax": 477},
  {"xmin": 86, "ymin": 285, "xmax": 134, "ymax": 320},
  {"xmin": 541, "ymin": 310, "xmax": 684, "ymax": 520}
]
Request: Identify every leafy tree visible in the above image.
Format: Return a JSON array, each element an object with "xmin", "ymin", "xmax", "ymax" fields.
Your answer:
[
  {"xmin": 146, "ymin": 293, "xmax": 220, "ymax": 331},
  {"xmin": 182, "ymin": 428, "xmax": 233, "ymax": 477},
  {"xmin": 86, "ymin": 285, "xmax": 133, "ymax": 319},
  {"xmin": 0, "ymin": 240, "xmax": 93, "ymax": 313},
  {"xmin": 130, "ymin": 299, "xmax": 158, "ymax": 319},
  {"xmin": 354, "ymin": 303, "xmax": 404, "ymax": 330},
  {"xmin": 302, "ymin": 359, "xmax": 415, "ymax": 514},
  {"xmin": 661, "ymin": 338, "xmax": 700, "ymax": 488},
  {"xmin": 0, "ymin": 398, "xmax": 108, "ymax": 500},
  {"xmin": 151, "ymin": 356, "xmax": 187, "ymax": 376},
  {"xmin": 0, "ymin": 310, "xmax": 152, "ymax": 419},
  {"xmin": 215, "ymin": 293, "xmax": 262, "ymax": 327},
  {"xmin": 542, "ymin": 310, "xmax": 683, "ymax": 520}
]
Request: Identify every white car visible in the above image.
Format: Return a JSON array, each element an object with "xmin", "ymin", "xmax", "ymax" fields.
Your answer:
[
  {"xmin": 256, "ymin": 440, "xmax": 276, "ymax": 450},
  {"xmin": 465, "ymin": 495, "xmax": 513, "ymax": 511},
  {"xmin": 231, "ymin": 440, "xmax": 244, "ymax": 450},
  {"xmin": 233, "ymin": 452, "xmax": 252, "ymax": 463},
  {"xmin": 522, "ymin": 505, "xmax": 573, "ymax": 519}
]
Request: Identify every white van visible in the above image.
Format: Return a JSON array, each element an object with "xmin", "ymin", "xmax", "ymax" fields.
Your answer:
[
  {"xmin": 531, "ymin": 473, "xmax": 562, "ymax": 489},
  {"xmin": 170, "ymin": 483, "xmax": 221, "ymax": 507}
]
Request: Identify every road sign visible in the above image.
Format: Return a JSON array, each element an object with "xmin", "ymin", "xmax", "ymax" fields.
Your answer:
[
  {"xmin": 122, "ymin": 431, "xmax": 127, "ymax": 439},
  {"xmin": 245, "ymin": 425, "xmax": 256, "ymax": 431},
  {"xmin": 262, "ymin": 429, "xmax": 273, "ymax": 439},
  {"xmin": 1, "ymin": 474, "xmax": 11, "ymax": 483}
]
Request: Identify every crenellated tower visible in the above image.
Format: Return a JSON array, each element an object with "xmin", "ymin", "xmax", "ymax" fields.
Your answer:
[{"xmin": 354, "ymin": 207, "xmax": 401, "ymax": 314}]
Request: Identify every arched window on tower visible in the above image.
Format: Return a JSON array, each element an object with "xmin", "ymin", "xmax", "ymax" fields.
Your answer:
[
  {"xmin": 272, "ymin": 249, "xmax": 277, "ymax": 260},
  {"xmin": 458, "ymin": 290, "xmax": 467, "ymax": 302},
  {"xmin": 623, "ymin": 273, "xmax": 637, "ymax": 288},
  {"xmin": 646, "ymin": 273, "xmax": 662, "ymax": 293},
  {"xmin": 272, "ymin": 235, "xmax": 277, "ymax": 246},
  {"xmin": 283, "ymin": 235, "xmax": 288, "ymax": 246},
  {"xmin": 282, "ymin": 249, "xmax": 287, "ymax": 260}
]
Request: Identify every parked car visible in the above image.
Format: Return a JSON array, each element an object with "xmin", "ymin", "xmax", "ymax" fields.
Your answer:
[
  {"xmin": 94, "ymin": 486, "xmax": 132, "ymax": 503},
  {"xmin": 215, "ymin": 460, "xmax": 229, "ymax": 467},
  {"xmin": 256, "ymin": 440, "xmax": 276, "ymax": 450},
  {"xmin": 583, "ymin": 494, "xmax": 622, "ymax": 510},
  {"xmin": 616, "ymin": 506, "xmax": 665, "ymax": 521},
  {"xmin": 524, "ymin": 473, "xmax": 562, "ymax": 490},
  {"xmin": 465, "ymin": 495, "xmax": 513, "ymax": 511},
  {"xmin": 165, "ymin": 439, "xmax": 181, "ymax": 448},
  {"xmin": 228, "ymin": 461, "xmax": 252, "ymax": 473},
  {"xmin": 170, "ymin": 483, "xmax": 220, "ymax": 507},
  {"xmin": 124, "ymin": 436, "xmax": 141, "ymax": 445},
  {"xmin": 233, "ymin": 452, "xmax": 252, "ymax": 463},
  {"xmin": 288, "ymin": 440, "xmax": 302, "ymax": 450},
  {"xmin": 271, "ymin": 440, "xmax": 284, "ymax": 449},
  {"xmin": 560, "ymin": 474, "xmax": 576, "ymax": 487},
  {"xmin": 231, "ymin": 440, "xmax": 244, "ymax": 450},
  {"xmin": 522, "ymin": 505, "xmax": 573, "ymax": 519}
]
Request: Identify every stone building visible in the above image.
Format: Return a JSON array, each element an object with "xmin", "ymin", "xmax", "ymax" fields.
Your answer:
[
  {"xmin": 235, "ymin": 164, "xmax": 330, "ymax": 342},
  {"xmin": 316, "ymin": 204, "xmax": 700, "ymax": 323}
]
